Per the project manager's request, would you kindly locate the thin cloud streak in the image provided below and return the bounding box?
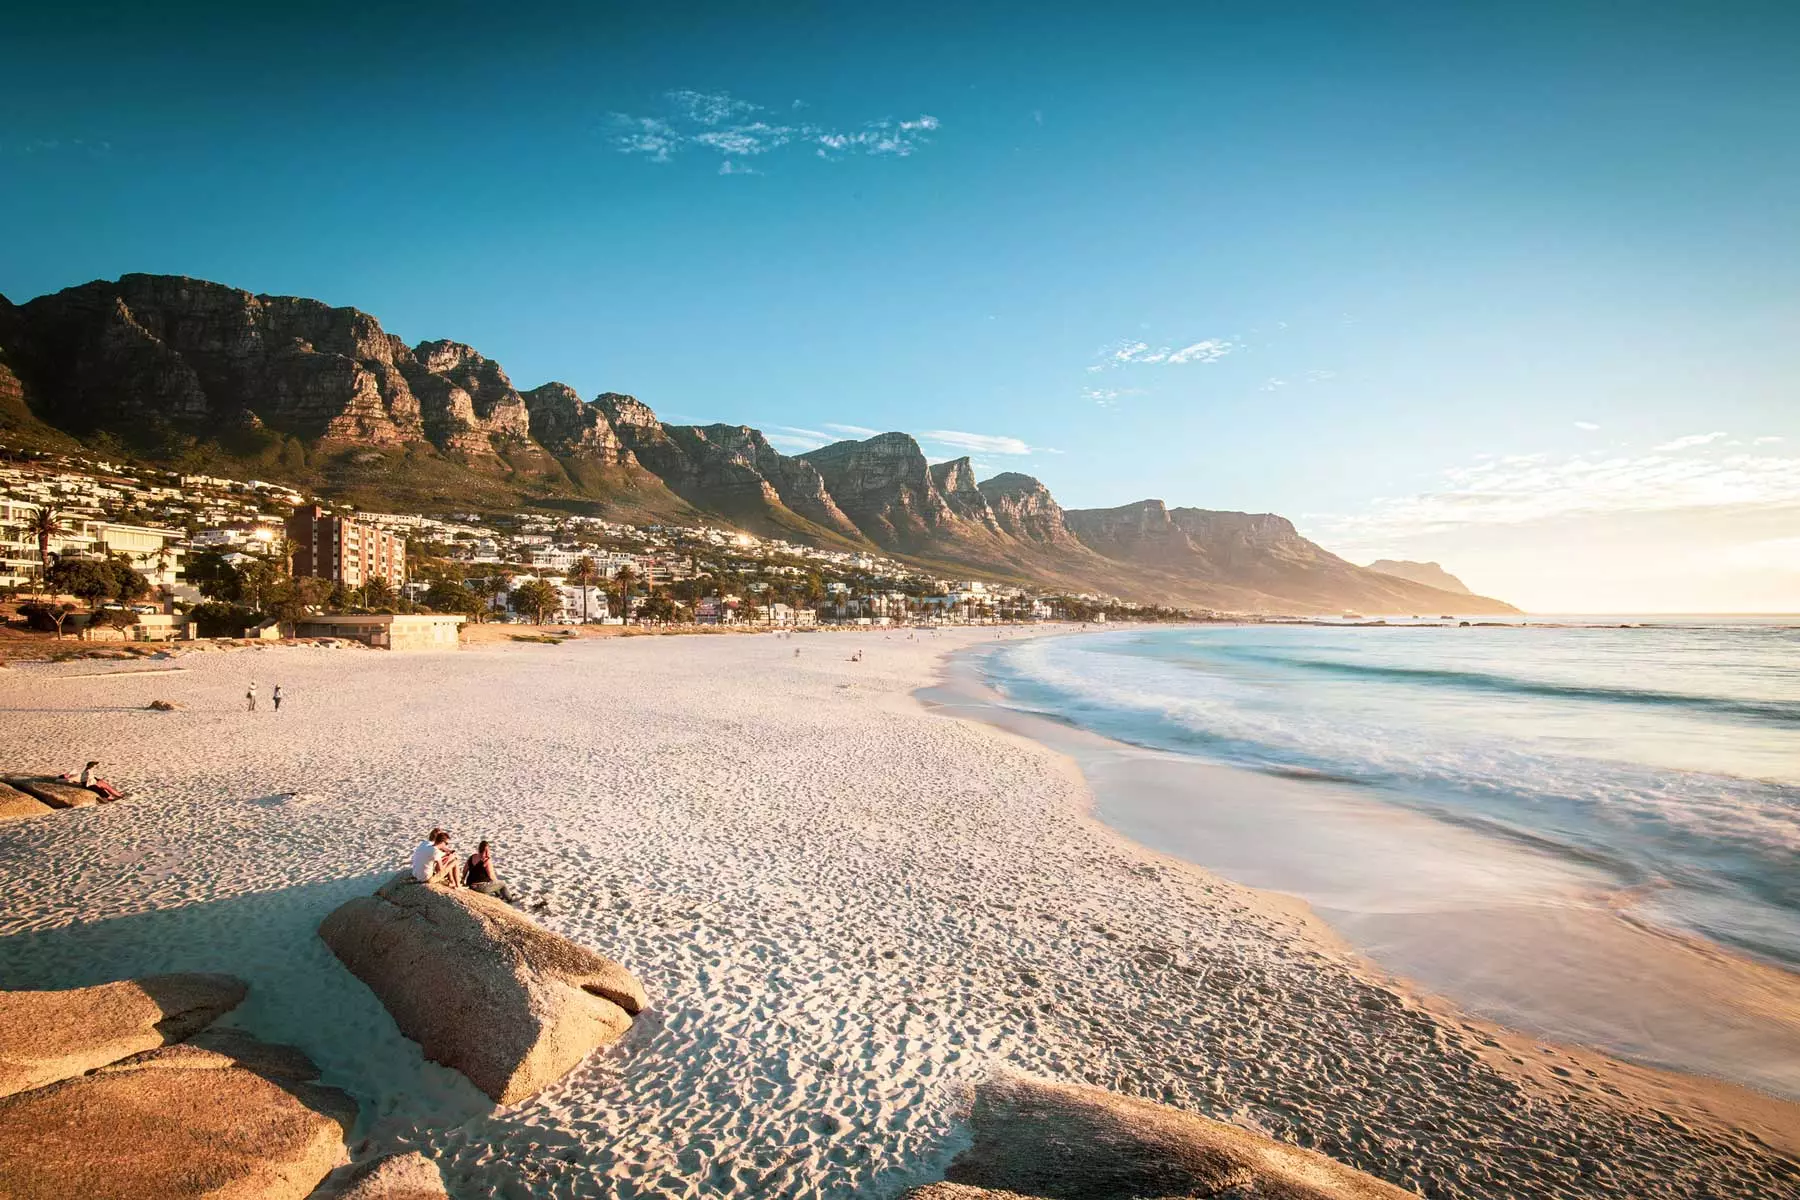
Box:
[610,91,939,169]
[921,429,1049,456]
[1091,336,1234,371]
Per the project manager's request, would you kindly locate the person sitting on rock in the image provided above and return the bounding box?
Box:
[464,839,518,903]
[78,760,124,801]
[410,828,461,887]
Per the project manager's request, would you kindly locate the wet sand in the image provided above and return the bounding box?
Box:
[925,640,1800,1103]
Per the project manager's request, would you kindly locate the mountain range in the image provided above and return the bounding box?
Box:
[0,274,1516,614]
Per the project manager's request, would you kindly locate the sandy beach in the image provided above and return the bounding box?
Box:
[0,629,1796,1199]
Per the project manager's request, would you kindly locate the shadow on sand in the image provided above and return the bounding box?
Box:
[0,873,494,1137]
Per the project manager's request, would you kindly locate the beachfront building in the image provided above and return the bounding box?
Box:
[286,505,406,591]
[0,501,185,590]
[555,583,609,624]
[292,613,464,650]
[91,522,186,589]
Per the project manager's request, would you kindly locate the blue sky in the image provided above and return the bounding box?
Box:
[3,2,1797,610]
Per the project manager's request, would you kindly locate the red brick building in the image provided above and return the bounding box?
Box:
[286,506,406,591]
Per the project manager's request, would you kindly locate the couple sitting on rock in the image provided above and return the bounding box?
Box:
[65,760,124,801]
[410,828,517,903]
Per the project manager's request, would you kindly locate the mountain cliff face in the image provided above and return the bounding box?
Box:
[0,273,1519,614]
[1366,560,1473,596]
[801,434,967,550]
[978,473,1081,546]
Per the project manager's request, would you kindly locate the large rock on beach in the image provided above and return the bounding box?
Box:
[908,1074,1417,1200]
[318,873,648,1104]
[0,1037,354,1200]
[0,780,54,821]
[311,1151,450,1200]
[6,776,100,808]
[0,973,247,1098]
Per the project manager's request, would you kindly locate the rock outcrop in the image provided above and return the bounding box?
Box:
[1366,559,1474,596]
[0,781,54,822]
[906,1074,1417,1200]
[0,975,355,1200]
[0,973,248,1098]
[801,433,969,550]
[978,473,1081,547]
[312,1151,450,1200]
[522,383,635,463]
[0,1038,353,1200]
[5,776,102,809]
[587,394,868,544]
[318,874,648,1104]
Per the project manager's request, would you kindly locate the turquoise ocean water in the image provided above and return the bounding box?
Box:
[984,619,1800,969]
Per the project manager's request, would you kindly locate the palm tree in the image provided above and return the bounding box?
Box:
[569,556,599,624]
[27,505,61,577]
[613,564,638,622]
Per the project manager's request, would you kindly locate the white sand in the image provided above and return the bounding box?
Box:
[0,630,1795,1199]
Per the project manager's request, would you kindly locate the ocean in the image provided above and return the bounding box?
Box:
[982,619,1800,971]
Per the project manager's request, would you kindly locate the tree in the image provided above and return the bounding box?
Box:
[19,601,78,639]
[424,579,483,617]
[511,578,561,624]
[637,592,683,624]
[27,506,62,577]
[612,564,638,622]
[94,606,139,635]
[267,576,333,628]
[46,558,148,609]
[236,557,281,613]
[568,556,599,623]
[362,576,396,611]
[484,571,514,618]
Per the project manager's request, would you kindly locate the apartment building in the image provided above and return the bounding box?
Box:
[286,505,406,590]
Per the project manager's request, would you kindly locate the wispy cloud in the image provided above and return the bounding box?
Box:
[1308,433,1800,548]
[1089,337,1235,371]
[1574,421,1601,431]
[1653,431,1727,452]
[1082,386,1145,408]
[921,429,1052,456]
[1,137,113,157]
[761,424,834,451]
[823,423,882,437]
[610,91,939,171]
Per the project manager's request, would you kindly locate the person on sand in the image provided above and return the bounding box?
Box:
[410,828,461,887]
[246,681,257,712]
[273,684,283,712]
[464,839,518,903]
[78,760,124,801]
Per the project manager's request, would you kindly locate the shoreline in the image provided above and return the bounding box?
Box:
[919,631,1800,1139]
[0,630,1796,1196]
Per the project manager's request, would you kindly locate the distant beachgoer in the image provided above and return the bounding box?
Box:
[246,681,257,712]
[410,829,461,887]
[464,840,517,902]
[794,647,801,657]
[78,760,124,801]
[273,684,283,711]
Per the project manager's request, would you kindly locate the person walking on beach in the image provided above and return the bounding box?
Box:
[273,684,283,712]
[246,681,257,712]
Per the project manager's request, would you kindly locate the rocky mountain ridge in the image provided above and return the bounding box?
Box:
[1366,559,1474,596]
[0,274,1517,614]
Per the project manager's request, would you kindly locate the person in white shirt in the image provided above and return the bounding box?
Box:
[409,828,461,887]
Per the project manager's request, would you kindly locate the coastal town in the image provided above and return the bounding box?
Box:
[0,447,1178,652]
